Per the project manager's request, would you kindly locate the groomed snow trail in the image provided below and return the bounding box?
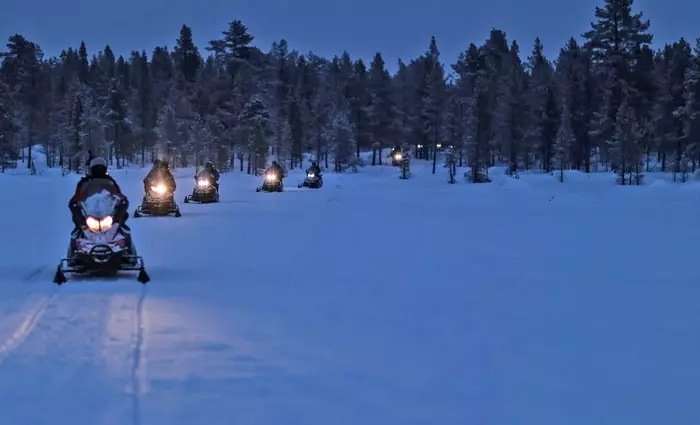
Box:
[0,164,699,425]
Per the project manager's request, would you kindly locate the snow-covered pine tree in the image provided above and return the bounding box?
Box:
[555,38,596,172]
[348,59,370,158]
[420,37,447,174]
[238,94,271,173]
[611,96,644,184]
[443,147,457,183]
[463,47,493,183]
[663,40,693,181]
[367,52,394,166]
[128,51,154,166]
[391,59,415,157]
[326,102,356,172]
[493,40,527,175]
[0,79,19,171]
[525,38,557,171]
[105,77,131,167]
[676,39,700,172]
[0,34,43,169]
[554,103,575,182]
[583,0,652,174]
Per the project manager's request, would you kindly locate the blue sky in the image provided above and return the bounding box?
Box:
[0,0,696,73]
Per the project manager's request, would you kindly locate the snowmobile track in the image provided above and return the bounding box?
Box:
[22,265,49,283]
[0,293,56,366]
[129,288,148,425]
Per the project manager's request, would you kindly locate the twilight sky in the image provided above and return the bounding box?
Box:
[0,0,696,73]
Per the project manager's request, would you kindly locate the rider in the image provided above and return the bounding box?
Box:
[143,159,176,194]
[68,157,133,251]
[197,161,220,191]
[266,160,285,181]
[306,161,321,177]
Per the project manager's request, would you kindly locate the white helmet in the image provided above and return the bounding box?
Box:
[88,157,108,176]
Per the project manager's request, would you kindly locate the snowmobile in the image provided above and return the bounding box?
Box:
[53,185,149,284]
[134,182,181,217]
[256,170,283,192]
[184,175,219,203]
[298,171,323,188]
[391,151,404,167]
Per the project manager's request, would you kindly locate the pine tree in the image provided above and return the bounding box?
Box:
[348,59,370,158]
[554,104,575,182]
[0,80,19,171]
[173,25,200,86]
[676,39,700,171]
[420,37,447,174]
[367,52,394,165]
[583,0,652,177]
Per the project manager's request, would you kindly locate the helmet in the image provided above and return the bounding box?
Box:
[161,161,169,169]
[205,161,213,168]
[272,160,279,166]
[311,161,317,167]
[88,157,108,177]
[153,159,162,168]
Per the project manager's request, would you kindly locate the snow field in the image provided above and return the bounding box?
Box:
[0,159,697,424]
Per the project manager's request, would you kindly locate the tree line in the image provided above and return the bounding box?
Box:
[1,0,698,184]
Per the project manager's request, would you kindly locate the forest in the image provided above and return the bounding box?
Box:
[0,0,699,184]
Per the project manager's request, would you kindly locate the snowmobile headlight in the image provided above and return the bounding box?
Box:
[151,184,166,194]
[99,215,113,230]
[394,153,402,160]
[86,217,101,232]
[307,173,315,178]
[197,179,209,187]
[266,173,277,181]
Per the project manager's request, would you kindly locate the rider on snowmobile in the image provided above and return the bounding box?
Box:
[306,162,321,176]
[264,160,285,183]
[68,157,132,249]
[144,159,176,194]
[196,161,220,191]
[267,160,284,177]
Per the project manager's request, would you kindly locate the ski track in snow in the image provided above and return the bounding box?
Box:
[0,293,55,366]
[129,288,147,425]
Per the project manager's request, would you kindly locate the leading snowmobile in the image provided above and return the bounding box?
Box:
[54,179,149,284]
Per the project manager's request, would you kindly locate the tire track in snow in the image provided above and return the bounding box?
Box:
[0,266,57,364]
[129,288,148,425]
[0,293,56,366]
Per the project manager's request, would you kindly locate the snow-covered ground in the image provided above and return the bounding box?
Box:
[0,158,699,425]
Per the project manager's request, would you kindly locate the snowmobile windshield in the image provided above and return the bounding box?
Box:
[79,184,121,220]
[197,170,213,179]
[77,178,120,201]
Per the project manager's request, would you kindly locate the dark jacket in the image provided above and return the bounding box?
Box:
[267,163,284,177]
[69,175,126,208]
[306,165,321,175]
[144,168,176,192]
[199,167,220,181]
